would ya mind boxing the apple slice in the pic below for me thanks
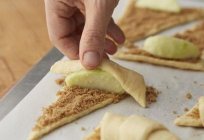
[137,0,181,13]
[143,35,200,60]
[65,70,125,94]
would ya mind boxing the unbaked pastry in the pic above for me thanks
[118,0,204,43]
[174,96,204,127]
[85,112,180,140]
[115,22,204,71]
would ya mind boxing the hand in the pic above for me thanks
[44,0,125,69]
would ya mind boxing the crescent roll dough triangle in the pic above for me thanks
[29,86,126,140]
[115,50,204,71]
[85,112,179,140]
[174,96,204,127]
[115,22,204,71]
[118,0,204,43]
[51,60,147,107]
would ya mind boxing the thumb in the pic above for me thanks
[80,0,118,69]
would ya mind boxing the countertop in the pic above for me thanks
[0,0,51,98]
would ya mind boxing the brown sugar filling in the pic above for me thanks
[33,86,126,131]
[118,3,204,42]
[146,86,160,105]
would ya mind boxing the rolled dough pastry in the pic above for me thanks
[85,112,180,140]
[51,60,147,107]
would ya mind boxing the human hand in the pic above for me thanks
[44,0,125,69]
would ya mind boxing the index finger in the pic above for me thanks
[44,0,82,59]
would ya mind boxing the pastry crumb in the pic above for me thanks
[200,84,204,87]
[146,86,160,104]
[184,108,189,112]
[55,78,65,86]
[193,81,197,84]
[185,93,192,100]
[174,76,178,79]
[173,111,177,114]
[81,127,86,131]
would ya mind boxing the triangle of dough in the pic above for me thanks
[118,0,204,43]
[174,96,204,127]
[29,87,126,140]
[115,22,204,71]
[115,48,204,71]
[51,60,147,107]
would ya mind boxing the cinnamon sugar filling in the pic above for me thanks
[118,4,204,42]
[33,86,126,130]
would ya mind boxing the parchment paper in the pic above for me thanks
[0,0,204,140]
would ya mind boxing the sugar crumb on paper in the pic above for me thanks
[185,93,192,100]
[146,86,160,105]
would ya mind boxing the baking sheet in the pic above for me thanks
[0,0,204,140]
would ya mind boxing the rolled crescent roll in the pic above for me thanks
[51,60,146,107]
[85,112,179,140]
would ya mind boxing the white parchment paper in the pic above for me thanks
[0,0,204,140]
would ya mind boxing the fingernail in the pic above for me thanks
[83,51,100,68]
